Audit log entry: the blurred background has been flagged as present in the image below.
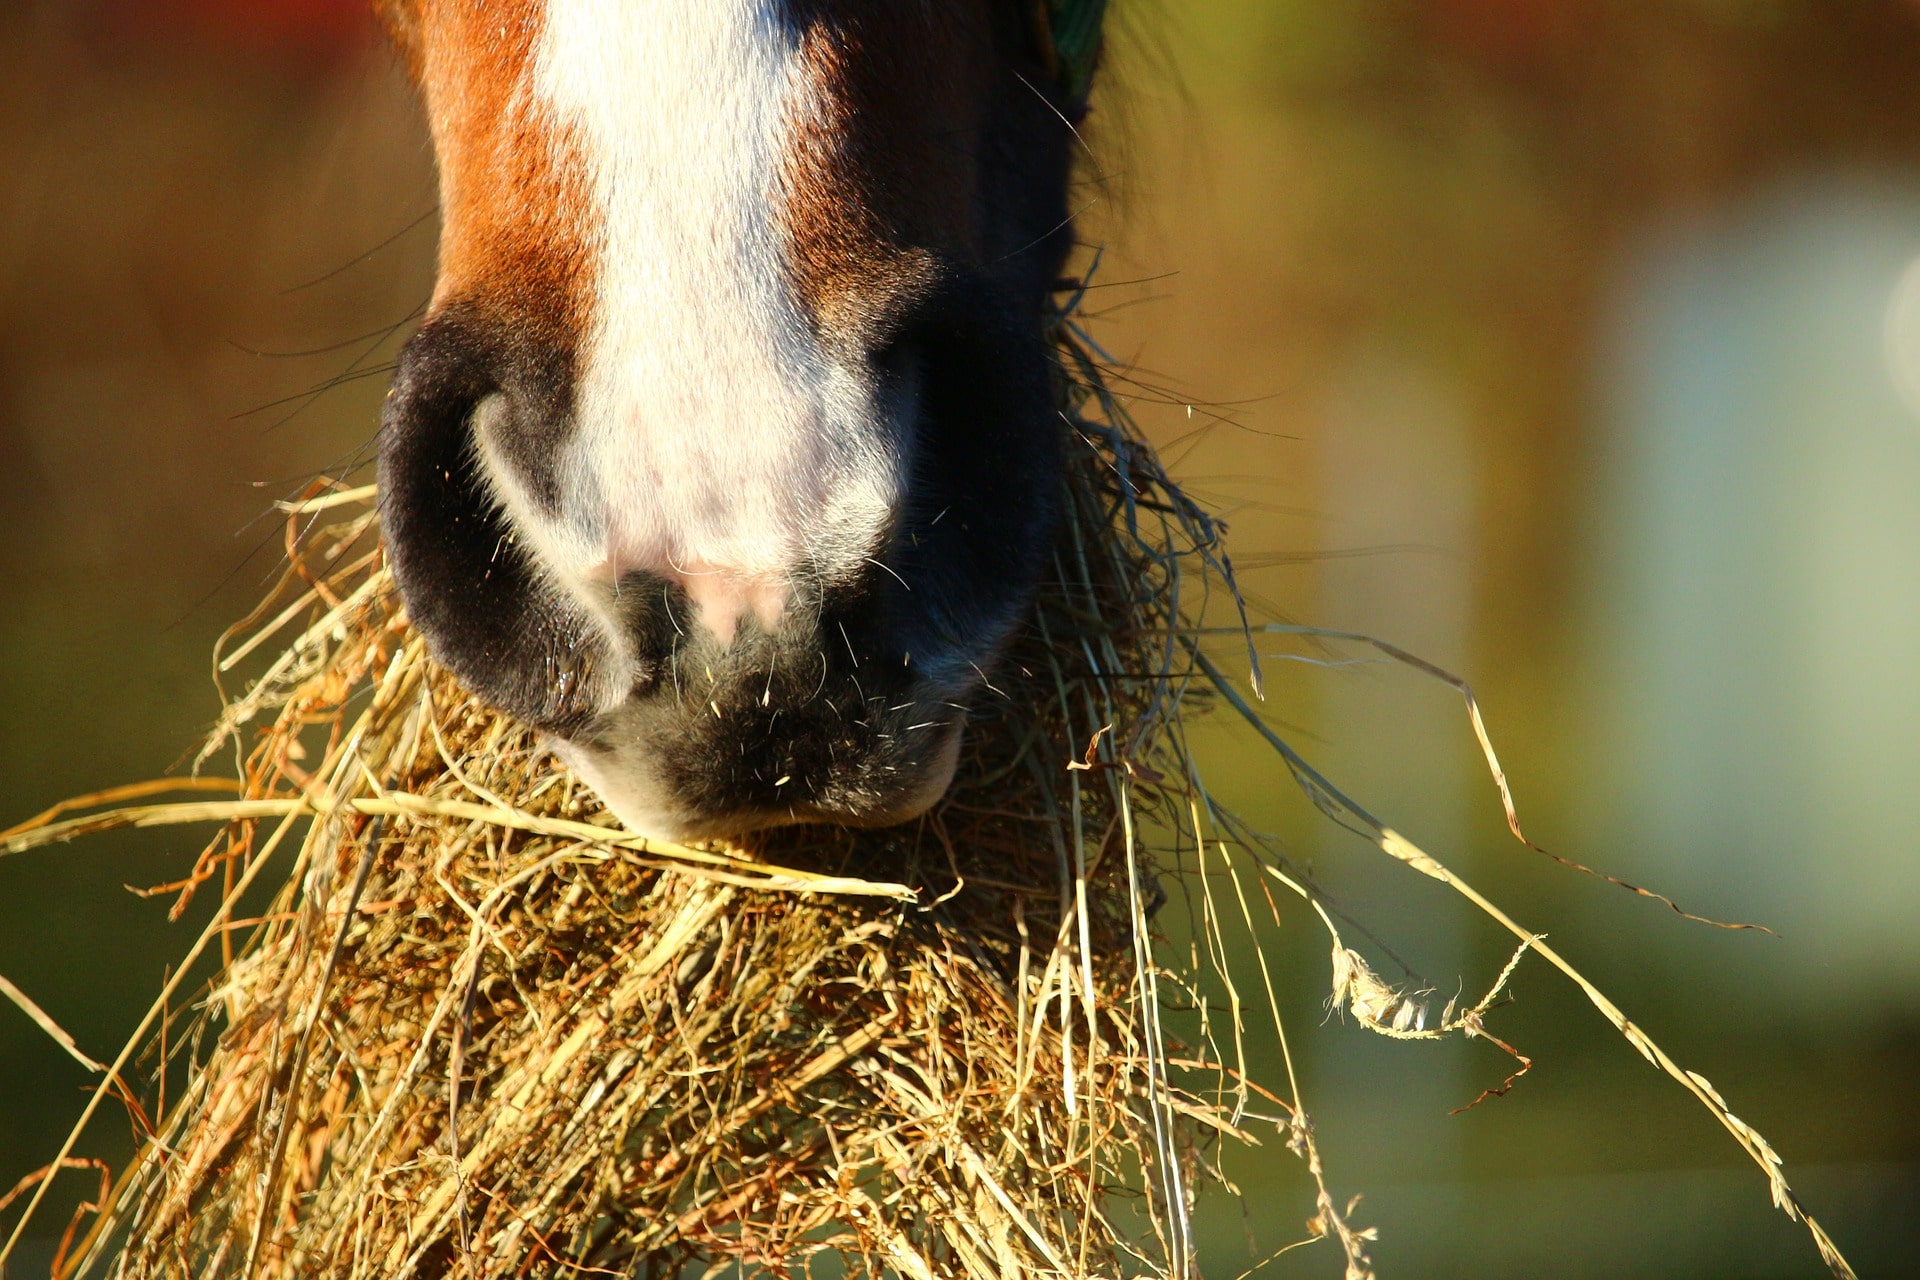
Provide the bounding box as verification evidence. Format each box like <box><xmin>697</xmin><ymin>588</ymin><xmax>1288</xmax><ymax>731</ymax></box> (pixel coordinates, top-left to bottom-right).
<box><xmin>2</xmin><ymin>1</ymin><xmax>1917</xmax><ymax>1276</ymax></box>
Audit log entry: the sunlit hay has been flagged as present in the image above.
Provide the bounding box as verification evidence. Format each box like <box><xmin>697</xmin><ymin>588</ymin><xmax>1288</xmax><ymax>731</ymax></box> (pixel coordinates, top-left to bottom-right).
<box><xmin>0</xmin><ymin>296</ymin><xmax>1301</xmax><ymax>1280</ymax></box>
<box><xmin>0</xmin><ymin>284</ymin><xmax>1861</xmax><ymax>1280</ymax></box>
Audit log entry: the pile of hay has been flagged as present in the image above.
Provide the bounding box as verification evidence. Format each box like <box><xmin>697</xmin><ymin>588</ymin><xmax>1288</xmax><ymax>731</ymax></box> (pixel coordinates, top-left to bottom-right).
<box><xmin>0</xmin><ymin>293</ymin><xmax>1859</xmax><ymax>1280</ymax></box>
<box><xmin>3</xmin><ymin>304</ymin><xmax>1347</xmax><ymax>1280</ymax></box>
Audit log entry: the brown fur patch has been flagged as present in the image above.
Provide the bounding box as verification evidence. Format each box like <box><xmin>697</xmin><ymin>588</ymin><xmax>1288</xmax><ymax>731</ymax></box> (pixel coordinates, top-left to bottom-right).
<box><xmin>380</xmin><ymin>0</ymin><xmax>594</xmax><ymax>353</ymax></box>
<box><xmin>780</xmin><ymin>8</ymin><xmax>998</xmax><ymax>348</ymax></box>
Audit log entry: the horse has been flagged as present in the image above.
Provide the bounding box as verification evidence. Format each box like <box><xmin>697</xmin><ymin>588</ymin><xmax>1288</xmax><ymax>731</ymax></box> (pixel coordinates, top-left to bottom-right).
<box><xmin>372</xmin><ymin>1</ymin><xmax>1101</xmax><ymax>840</ymax></box>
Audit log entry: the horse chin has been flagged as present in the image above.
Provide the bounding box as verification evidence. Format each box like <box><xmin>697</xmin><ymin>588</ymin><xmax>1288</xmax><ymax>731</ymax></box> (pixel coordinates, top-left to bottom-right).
<box><xmin>802</xmin><ymin>723</ymin><xmax>966</xmax><ymax>831</ymax></box>
<box><xmin>550</xmin><ymin>712</ymin><xmax>968</xmax><ymax>845</ymax></box>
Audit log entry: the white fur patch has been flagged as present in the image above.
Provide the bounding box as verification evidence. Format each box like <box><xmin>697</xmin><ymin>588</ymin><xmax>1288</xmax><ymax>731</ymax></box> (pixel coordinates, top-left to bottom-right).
<box><xmin>499</xmin><ymin>0</ymin><xmax>898</xmax><ymax>645</ymax></box>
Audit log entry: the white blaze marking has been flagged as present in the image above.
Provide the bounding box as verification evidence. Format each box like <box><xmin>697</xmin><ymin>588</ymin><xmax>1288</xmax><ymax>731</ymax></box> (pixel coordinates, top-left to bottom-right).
<box><xmin>503</xmin><ymin>0</ymin><xmax>896</xmax><ymax>646</ymax></box>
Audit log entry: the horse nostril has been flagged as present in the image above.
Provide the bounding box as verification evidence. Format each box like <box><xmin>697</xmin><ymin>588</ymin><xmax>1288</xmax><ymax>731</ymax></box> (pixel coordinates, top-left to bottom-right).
<box><xmin>379</xmin><ymin>316</ymin><xmax>614</xmax><ymax>737</ymax></box>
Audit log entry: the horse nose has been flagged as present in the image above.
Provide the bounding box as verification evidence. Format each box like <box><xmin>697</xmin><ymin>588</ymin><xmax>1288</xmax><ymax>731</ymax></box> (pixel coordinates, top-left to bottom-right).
<box><xmin>381</xmin><ymin>287</ymin><xmax>1065</xmax><ymax>840</ymax></box>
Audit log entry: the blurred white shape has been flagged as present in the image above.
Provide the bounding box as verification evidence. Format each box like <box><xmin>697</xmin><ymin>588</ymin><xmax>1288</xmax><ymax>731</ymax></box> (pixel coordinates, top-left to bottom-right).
<box><xmin>1584</xmin><ymin>177</ymin><xmax>1920</xmax><ymax>1004</ymax></box>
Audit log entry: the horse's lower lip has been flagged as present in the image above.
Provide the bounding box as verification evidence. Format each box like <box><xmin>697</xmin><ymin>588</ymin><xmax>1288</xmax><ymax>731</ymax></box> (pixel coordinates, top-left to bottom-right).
<box><xmin>723</xmin><ymin>721</ymin><xmax>968</xmax><ymax>836</ymax></box>
<box><xmin>556</xmin><ymin>717</ymin><xmax>968</xmax><ymax>843</ymax></box>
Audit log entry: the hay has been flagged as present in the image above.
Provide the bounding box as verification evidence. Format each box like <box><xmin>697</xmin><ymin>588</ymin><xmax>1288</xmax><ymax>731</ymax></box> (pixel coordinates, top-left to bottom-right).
<box><xmin>0</xmin><ymin>297</ymin><xmax>1322</xmax><ymax>1280</ymax></box>
<box><xmin>0</xmin><ymin>289</ymin><xmax>1860</xmax><ymax>1280</ymax></box>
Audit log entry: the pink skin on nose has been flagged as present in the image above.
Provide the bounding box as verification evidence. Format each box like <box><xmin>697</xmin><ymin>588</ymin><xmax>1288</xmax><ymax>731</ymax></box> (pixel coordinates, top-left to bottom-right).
<box><xmin>586</xmin><ymin>554</ymin><xmax>789</xmax><ymax>648</ymax></box>
<box><xmin>668</xmin><ymin>562</ymin><xmax>789</xmax><ymax>647</ymax></box>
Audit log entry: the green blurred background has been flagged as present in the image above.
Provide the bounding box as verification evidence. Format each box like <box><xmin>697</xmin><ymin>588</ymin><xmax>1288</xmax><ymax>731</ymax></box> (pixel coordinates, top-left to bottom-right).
<box><xmin>2</xmin><ymin>1</ymin><xmax>1917</xmax><ymax>1275</ymax></box>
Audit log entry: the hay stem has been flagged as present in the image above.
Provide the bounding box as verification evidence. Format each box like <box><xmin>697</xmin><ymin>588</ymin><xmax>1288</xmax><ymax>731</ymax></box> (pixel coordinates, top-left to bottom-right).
<box><xmin>1190</xmin><ymin>645</ymin><xmax>1858</xmax><ymax>1280</ymax></box>
<box><xmin>0</xmin><ymin>801</ymin><xmax>310</xmax><ymax>1273</ymax></box>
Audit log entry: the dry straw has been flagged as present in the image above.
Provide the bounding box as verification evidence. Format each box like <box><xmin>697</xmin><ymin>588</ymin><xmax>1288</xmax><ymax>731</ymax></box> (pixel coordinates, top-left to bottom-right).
<box><xmin>1</xmin><ymin>286</ymin><xmax>1856</xmax><ymax>1280</ymax></box>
